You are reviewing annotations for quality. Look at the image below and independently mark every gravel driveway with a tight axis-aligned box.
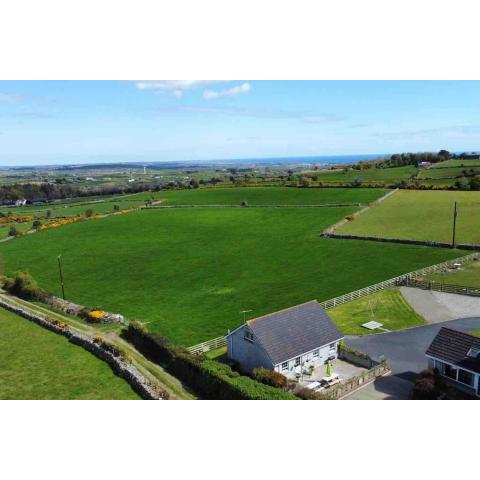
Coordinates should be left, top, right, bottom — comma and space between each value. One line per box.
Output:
344, 317, 480, 400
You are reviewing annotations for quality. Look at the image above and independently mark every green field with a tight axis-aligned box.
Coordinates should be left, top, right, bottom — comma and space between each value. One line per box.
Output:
327, 288, 426, 335
0, 200, 461, 345
0, 307, 139, 399
3, 192, 155, 219
338, 190, 480, 244
314, 166, 417, 185
158, 187, 384, 205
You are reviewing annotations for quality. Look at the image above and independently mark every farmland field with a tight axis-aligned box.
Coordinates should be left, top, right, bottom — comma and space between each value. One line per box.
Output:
337, 190, 480, 244
0, 307, 139, 399
0, 198, 461, 345
157, 187, 385, 205
314, 166, 417, 184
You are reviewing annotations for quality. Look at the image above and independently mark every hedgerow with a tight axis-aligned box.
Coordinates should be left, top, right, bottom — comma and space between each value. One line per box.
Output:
122, 322, 297, 400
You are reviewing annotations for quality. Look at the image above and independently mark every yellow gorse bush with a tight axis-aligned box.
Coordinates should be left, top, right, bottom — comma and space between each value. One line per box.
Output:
88, 310, 106, 320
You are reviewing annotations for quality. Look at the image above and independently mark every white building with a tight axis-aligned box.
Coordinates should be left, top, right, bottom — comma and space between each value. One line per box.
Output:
226, 300, 344, 374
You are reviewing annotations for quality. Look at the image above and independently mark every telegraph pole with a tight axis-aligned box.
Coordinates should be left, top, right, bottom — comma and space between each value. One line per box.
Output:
57, 255, 65, 300
452, 201, 458, 248
240, 309, 252, 323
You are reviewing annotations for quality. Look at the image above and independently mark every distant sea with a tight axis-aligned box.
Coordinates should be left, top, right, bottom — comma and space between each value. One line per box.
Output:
222, 154, 387, 165
2, 153, 388, 169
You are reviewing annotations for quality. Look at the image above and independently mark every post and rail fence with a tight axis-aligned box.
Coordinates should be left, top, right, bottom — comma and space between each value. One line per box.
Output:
187, 251, 479, 354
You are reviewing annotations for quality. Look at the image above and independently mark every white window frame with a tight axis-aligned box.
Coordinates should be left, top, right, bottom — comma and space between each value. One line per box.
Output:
313, 349, 319, 358
294, 357, 301, 367
281, 361, 289, 371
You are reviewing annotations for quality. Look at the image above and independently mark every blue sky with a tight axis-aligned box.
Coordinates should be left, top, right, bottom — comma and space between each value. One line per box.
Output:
0, 80, 479, 165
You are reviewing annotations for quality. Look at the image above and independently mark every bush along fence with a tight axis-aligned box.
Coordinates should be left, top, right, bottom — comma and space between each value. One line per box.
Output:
187, 252, 479, 354
401, 277, 480, 297
2, 271, 127, 326
0, 295, 168, 400
122, 322, 297, 400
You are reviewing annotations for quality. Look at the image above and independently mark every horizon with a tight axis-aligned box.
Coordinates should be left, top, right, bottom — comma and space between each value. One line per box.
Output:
1, 80, 479, 167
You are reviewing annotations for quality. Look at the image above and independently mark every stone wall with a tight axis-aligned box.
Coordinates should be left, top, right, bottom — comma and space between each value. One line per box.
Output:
0, 296, 167, 400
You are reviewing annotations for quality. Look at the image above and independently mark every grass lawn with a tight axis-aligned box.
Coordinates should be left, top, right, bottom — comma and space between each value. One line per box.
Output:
0, 307, 139, 399
327, 288, 426, 335
157, 187, 385, 205
0, 203, 461, 346
337, 189, 480, 244
423, 256, 480, 287
468, 330, 480, 337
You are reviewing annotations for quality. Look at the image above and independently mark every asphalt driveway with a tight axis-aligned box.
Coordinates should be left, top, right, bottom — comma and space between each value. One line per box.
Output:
344, 317, 480, 400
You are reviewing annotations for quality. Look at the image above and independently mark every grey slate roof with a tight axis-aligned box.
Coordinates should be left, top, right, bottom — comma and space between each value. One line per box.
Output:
426, 327, 480, 374
247, 300, 343, 365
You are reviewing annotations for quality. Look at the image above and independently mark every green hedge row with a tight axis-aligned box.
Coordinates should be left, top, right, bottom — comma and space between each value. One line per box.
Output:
122, 322, 297, 400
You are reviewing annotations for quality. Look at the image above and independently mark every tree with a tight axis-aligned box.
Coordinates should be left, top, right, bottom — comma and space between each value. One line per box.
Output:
85, 208, 94, 217
46, 209, 52, 218
438, 149, 450, 159
113, 204, 120, 212
189, 179, 199, 189
8, 226, 18, 237
32, 220, 42, 230
300, 177, 311, 188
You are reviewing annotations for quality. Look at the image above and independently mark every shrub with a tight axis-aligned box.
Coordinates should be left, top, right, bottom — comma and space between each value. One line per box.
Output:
113, 205, 120, 212
241, 200, 249, 207
345, 214, 355, 221
252, 367, 287, 389
32, 220, 42, 230
8, 226, 18, 237
122, 323, 297, 400
412, 368, 441, 400
3, 271, 47, 301
87, 310, 105, 322
85, 208, 94, 218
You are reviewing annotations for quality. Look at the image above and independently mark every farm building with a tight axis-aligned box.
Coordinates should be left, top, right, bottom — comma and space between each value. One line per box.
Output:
418, 161, 432, 169
426, 327, 480, 397
226, 300, 344, 373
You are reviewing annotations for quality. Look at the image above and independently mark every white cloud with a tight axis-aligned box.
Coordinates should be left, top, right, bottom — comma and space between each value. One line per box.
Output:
0, 93, 20, 102
203, 82, 251, 100
135, 80, 221, 96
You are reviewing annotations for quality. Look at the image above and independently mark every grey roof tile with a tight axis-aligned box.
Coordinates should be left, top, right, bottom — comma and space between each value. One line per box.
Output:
426, 327, 480, 374
247, 300, 343, 365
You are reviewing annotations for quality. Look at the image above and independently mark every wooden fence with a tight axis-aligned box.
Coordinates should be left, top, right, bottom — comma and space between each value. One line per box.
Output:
316, 360, 390, 400
187, 252, 479, 354
402, 277, 480, 297
187, 336, 227, 355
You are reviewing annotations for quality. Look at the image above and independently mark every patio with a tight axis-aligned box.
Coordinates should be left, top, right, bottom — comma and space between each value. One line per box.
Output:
288, 358, 369, 389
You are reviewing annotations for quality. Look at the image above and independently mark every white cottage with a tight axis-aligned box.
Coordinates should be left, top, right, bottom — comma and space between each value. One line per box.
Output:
226, 300, 344, 374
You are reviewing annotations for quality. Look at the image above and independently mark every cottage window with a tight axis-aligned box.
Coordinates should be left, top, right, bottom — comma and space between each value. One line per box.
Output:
313, 350, 319, 358
444, 364, 457, 380
329, 343, 336, 350
244, 330, 254, 343
294, 357, 301, 367
281, 362, 289, 371
458, 369, 474, 386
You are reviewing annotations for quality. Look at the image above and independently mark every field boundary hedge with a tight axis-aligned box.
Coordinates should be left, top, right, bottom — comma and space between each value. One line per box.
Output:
122, 323, 297, 400
0, 294, 168, 400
